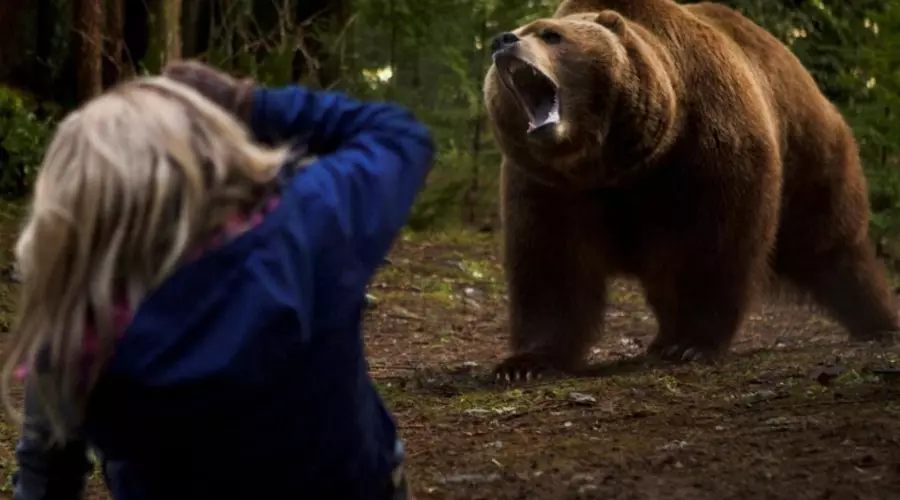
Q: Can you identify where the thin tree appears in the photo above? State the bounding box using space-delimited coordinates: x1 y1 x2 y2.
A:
158 0 183 64
73 0 104 102
104 0 128 86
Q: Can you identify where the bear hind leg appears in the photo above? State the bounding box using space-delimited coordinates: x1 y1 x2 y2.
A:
644 269 754 362
776 240 899 342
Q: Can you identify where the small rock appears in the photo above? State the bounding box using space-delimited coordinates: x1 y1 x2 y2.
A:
577 484 599 495
462 298 482 310
763 416 810 428
811 364 846 386
567 392 597 406
658 440 689 451
743 389 778 402
619 337 641 350
387 305 423 320
438 473 500 485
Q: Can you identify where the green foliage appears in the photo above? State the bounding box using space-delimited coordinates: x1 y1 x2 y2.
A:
5 0 900 239
0 87 55 198
329 0 900 233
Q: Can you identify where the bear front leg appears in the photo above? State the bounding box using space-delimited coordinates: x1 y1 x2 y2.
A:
495 162 608 382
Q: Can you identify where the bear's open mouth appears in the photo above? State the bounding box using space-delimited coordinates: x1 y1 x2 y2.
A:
496 57 560 133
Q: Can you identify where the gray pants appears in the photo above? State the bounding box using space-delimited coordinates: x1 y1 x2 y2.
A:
390 440 411 500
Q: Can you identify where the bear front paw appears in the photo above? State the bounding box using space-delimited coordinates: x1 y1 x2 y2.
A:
493 353 562 384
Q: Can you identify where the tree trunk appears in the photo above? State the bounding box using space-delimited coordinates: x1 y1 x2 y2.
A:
0 0 29 82
159 0 183 64
291 0 336 85
32 0 59 99
320 0 350 88
73 0 104 102
463 0 489 225
181 0 204 58
123 0 150 71
104 0 128 86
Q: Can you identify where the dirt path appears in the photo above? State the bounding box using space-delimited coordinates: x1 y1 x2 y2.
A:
366 232 900 500
0 228 898 499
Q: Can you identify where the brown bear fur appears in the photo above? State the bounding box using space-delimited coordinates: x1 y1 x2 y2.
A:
483 0 898 379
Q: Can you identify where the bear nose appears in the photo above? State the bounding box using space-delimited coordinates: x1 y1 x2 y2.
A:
491 32 520 55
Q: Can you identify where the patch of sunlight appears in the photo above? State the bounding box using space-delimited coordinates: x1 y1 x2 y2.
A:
884 403 900 417
451 388 536 412
438 253 498 282
834 369 881 387
863 18 879 35
787 27 808 42
659 375 680 394
866 77 876 89
360 65 394 90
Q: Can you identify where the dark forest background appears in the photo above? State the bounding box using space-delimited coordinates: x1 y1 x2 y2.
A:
1 0 899 251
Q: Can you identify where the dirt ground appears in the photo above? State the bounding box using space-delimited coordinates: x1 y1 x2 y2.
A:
0 216 898 499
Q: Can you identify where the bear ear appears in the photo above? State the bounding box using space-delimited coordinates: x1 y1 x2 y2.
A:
594 10 627 37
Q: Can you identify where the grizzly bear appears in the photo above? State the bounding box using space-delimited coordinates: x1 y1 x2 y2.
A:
483 0 899 381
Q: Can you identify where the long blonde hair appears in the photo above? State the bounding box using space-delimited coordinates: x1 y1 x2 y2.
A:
2 76 290 443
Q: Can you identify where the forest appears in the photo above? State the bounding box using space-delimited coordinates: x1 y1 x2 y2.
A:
0 0 897 238
1 0 900 499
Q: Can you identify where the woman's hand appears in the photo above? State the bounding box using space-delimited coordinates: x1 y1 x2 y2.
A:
162 60 255 124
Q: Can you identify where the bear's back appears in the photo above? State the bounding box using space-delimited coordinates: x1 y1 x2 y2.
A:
556 0 854 191
685 3 845 141
684 1 859 205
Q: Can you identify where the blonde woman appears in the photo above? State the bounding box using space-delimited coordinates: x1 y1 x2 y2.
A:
6 61 433 500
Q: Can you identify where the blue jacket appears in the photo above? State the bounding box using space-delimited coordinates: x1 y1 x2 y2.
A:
12 85 435 500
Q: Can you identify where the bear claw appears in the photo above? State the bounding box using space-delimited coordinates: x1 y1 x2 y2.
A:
493 353 557 385
650 343 718 363
494 369 542 384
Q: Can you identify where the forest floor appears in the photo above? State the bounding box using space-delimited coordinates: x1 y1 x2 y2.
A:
0 203 898 499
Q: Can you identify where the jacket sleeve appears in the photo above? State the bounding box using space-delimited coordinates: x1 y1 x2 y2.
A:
12 381 92 500
249 86 436 276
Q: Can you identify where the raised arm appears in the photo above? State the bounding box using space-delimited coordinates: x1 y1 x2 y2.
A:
161 61 436 276
251 86 436 275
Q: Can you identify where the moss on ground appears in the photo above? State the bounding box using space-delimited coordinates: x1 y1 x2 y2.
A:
0 213 897 499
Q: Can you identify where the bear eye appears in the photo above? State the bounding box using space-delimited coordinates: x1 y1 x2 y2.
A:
538 29 563 45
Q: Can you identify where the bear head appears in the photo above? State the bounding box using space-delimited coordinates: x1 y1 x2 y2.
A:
483 10 679 186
